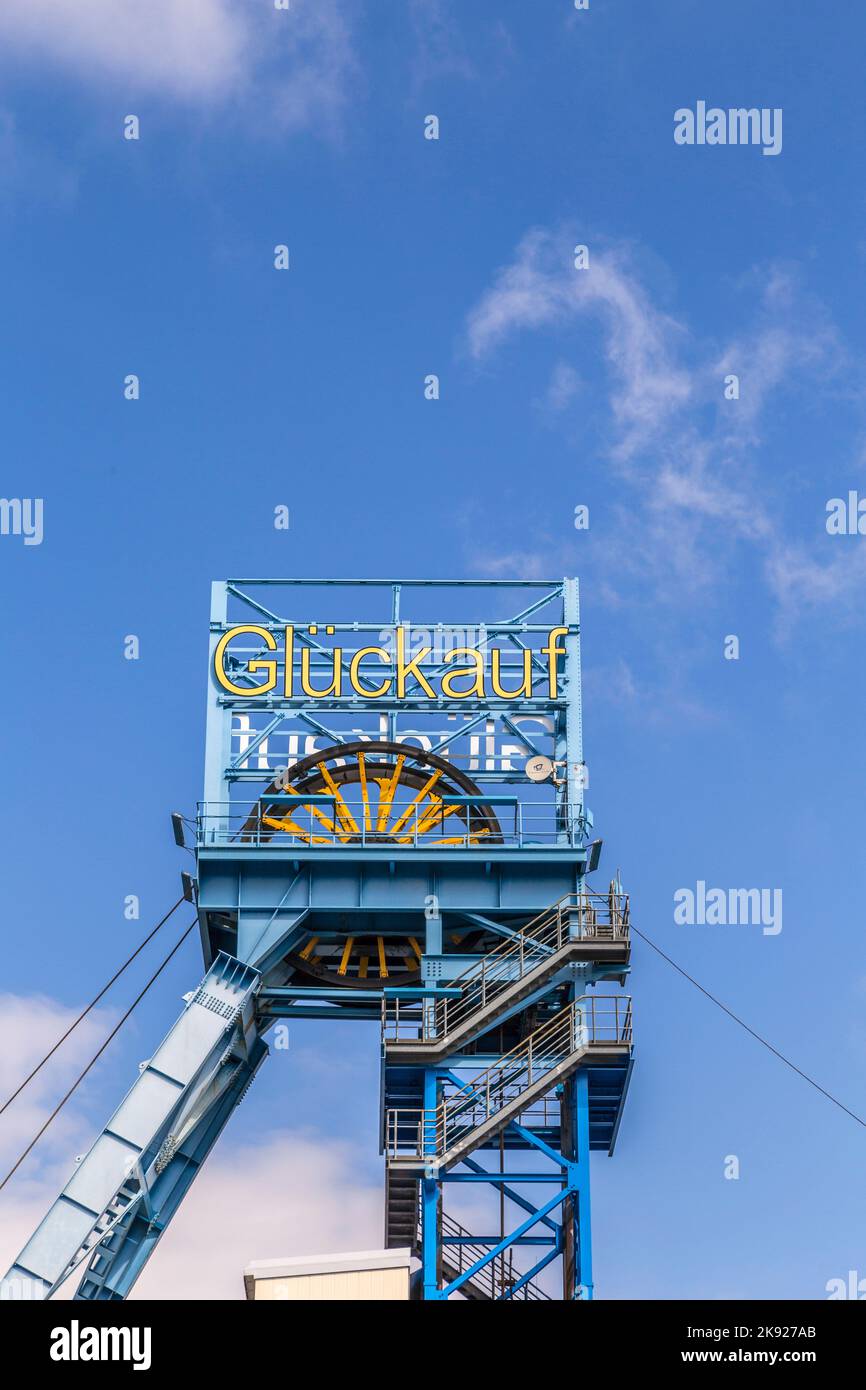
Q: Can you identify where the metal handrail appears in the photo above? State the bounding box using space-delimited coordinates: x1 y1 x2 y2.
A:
195 800 591 850
438 1211 551 1301
385 994 632 1160
384 892 630 1043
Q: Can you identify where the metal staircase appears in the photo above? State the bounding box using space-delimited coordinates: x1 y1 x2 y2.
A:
383 890 629 1060
385 1168 419 1251
385 995 632 1170
439 1212 552 1301
384 1185 552 1300
382 885 634 1300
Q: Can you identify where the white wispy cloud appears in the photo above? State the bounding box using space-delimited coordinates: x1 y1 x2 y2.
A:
464 228 861 626
713 265 845 441
409 0 476 86
0 992 121 1289
132 1131 382 1300
0 0 356 131
467 229 692 463
765 538 866 623
0 989 384 1300
0 0 249 99
409 0 513 90
583 656 719 727
467 547 558 580
536 360 583 415
0 992 111 1169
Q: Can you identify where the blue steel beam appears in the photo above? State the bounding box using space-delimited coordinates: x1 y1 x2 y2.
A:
435 1189 571 1301
1 953 264 1302
459 1152 562 1234
8 579 626 1302
444 1237 556 1247
75 1035 268 1300
573 1069 593 1298
421 1069 439 1301
441 1174 558 1184
497 1246 561 1301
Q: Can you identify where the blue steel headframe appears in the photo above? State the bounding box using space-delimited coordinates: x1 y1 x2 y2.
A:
202 577 589 851
2 576 628 1304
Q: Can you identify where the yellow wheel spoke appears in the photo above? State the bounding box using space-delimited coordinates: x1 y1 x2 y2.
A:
266 747 493 987
389 769 443 837
308 804 342 835
427 829 491 845
411 798 464 838
313 808 354 843
316 762 360 836
278 786 338 830
375 755 405 834
413 795 445 836
372 779 391 830
266 787 349 841
358 752 372 835
262 813 332 846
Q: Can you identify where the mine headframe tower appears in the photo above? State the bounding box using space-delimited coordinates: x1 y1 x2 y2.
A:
2 577 632 1301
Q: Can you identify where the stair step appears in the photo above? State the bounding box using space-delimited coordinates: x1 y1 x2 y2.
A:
385 1168 419 1251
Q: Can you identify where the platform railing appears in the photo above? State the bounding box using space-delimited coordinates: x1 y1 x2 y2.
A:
383 892 630 1044
195 800 591 850
385 995 632 1161
438 1211 552 1301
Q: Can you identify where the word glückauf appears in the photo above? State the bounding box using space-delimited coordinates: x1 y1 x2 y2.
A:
214 625 569 700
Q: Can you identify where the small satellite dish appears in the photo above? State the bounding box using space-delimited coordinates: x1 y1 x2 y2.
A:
525 755 554 783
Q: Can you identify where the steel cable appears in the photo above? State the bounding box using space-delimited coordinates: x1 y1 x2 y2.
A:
0 919 197 1194
0 897 185 1117
631 924 866 1130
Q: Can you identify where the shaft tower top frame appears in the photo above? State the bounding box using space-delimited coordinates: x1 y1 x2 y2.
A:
2 577 633 1303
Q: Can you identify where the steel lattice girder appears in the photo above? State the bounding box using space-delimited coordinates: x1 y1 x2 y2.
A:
1 953 264 1302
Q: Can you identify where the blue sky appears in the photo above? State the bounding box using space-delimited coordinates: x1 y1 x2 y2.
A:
0 0 865 1299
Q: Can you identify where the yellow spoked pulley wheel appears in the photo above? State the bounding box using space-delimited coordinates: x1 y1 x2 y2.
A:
244 742 502 987
254 741 502 849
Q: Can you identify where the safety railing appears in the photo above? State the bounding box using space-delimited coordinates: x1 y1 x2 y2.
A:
385 995 632 1161
383 892 630 1043
195 800 592 850
437 1211 552 1301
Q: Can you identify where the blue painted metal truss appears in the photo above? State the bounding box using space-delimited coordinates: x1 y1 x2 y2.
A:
1 579 633 1301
